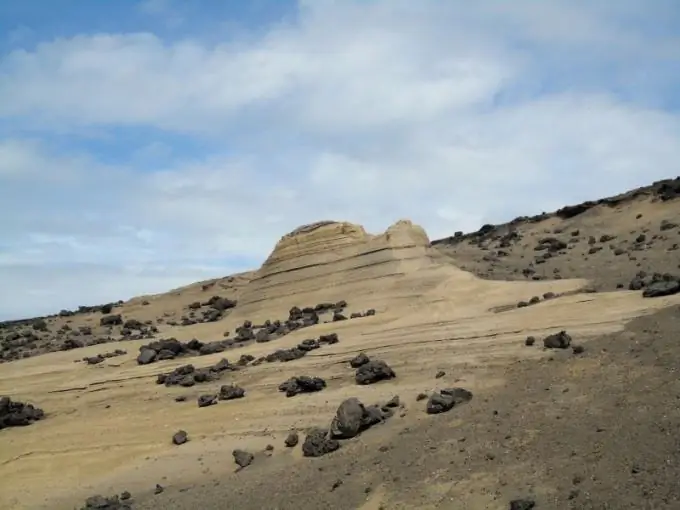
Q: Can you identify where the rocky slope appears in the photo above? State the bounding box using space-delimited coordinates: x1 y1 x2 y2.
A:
432 177 680 291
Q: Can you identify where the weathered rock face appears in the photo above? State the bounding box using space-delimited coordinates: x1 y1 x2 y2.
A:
232 219 440 319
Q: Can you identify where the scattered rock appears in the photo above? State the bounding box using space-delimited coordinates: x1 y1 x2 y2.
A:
355 359 396 385
100 314 123 327
330 397 366 439
543 330 572 349
349 352 370 368
426 388 473 414
232 449 254 468
172 430 188 445
197 394 218 408
384 396 400 408
642 279 680 298
0 396 45 429
80 494 131 510
302 428 340 457
509 499 536 510
278 376 326 397
137 348 157 365
284 431 299 447
157 359 235 387
219 384 245 400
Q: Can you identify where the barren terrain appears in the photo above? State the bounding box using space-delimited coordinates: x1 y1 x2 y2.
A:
2 178 680 510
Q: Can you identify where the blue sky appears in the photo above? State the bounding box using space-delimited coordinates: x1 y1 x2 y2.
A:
1 0 679 320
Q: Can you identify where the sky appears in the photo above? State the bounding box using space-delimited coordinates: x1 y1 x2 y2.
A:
1 0 679 320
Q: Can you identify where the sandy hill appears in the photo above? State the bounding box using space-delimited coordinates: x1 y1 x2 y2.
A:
1 178 680 510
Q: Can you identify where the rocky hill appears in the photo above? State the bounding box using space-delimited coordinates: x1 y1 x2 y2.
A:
1 177 680 510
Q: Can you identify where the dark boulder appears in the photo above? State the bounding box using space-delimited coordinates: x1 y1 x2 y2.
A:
210 297 237 311
202 309 222 322
197 394 218 408
210 358 233 373
100 314 123 327
122 319 144 330
543 330 572 349
355 359 396 385
61 338 85 351
232 449 254 468
426 388 473 414
284 431 299 447
509 499 536 510
297 339 320 351
80 494 131 510
330 397 365 439
319 333 339 344
302 428 340 457
172 430 188 445
255 329 271 343
199 342 225 355
156 349 176 361
384 395 400 408
267 348 306 363
219 384 245 400
0 396 45 429
237 354 255 366
642 279 680 298
278 376 326 397
349 352 370 368
556 202 594 219
235 327 255 343
136 348 157 365
186 339 204 351
330 397 391 440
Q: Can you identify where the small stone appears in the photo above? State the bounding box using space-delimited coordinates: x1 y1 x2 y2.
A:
509 499 535 510
172 430 188 445
284 431 299 447
233 449 254 468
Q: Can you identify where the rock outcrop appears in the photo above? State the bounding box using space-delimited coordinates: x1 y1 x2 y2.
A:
231 220 446 321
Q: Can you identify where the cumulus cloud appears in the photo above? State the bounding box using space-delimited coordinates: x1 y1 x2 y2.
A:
0 0 679 319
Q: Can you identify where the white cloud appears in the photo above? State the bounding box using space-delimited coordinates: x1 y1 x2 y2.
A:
0 0 679 319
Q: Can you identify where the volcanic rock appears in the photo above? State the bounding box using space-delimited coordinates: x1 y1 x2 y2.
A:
425 388 473 414
355 359 396 385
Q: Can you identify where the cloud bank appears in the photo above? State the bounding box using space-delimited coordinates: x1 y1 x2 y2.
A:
1 0 679 319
